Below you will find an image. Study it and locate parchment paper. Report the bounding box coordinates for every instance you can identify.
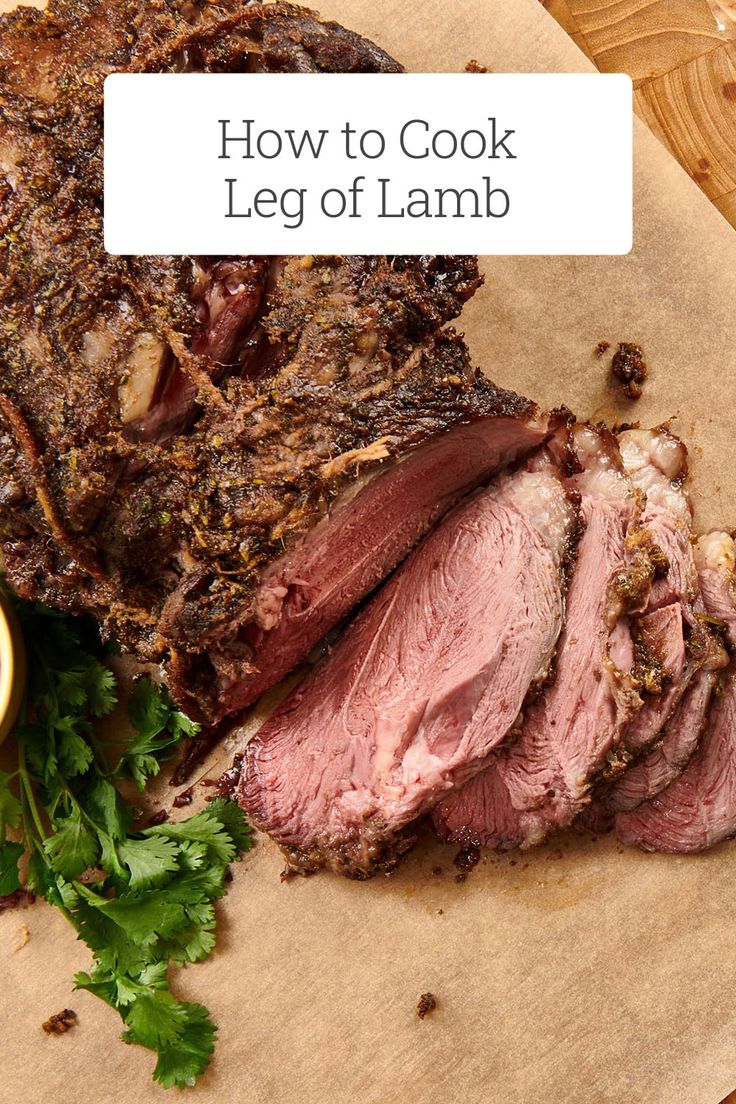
[4,1,736,1101]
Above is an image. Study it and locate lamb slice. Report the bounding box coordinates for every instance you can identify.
[617,670,736,853]
[576,607,702,833]
[604,670,718,817]
[581,435,729,826]
[608,602,687,764]
[239,453,577,877]
[607,429,719,759]
[434,423,659,851]
[617,532,736,853]
[588,639,727,826]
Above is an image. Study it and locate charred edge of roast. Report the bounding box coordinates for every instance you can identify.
[611,534,662,617]
[128,2,406,77]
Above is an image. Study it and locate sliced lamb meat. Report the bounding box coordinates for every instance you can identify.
[617,670,736,853]
[608,429,718,757]
[612,432,696,741]
[2,0,549,723]
[240,449,578,877]
[580,430,727,827]
[604,669,718,816]
[433,423,660,851]
[611,602,687,763]
[617,532,736,853]
[185,392,555,720]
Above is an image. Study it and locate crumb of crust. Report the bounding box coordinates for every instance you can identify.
[611,342,648,399]
[453,844,480,882]
[147,807,169,826]
[594,340,610,358]
[14,923,30,951]
[417,992,437,1019]
[42,1009,78,1036]
[172,784,195,808]
[465,59,488,72]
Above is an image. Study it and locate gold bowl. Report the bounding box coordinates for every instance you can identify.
[0,591,26,743]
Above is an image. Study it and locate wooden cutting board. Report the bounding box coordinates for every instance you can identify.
[542,0,736,227]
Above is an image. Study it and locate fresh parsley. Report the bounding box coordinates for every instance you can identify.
[1,597,252,1089]
[118,678,200,791]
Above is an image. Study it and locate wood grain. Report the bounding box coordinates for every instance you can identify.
[567,0,727,81]
[540,0,736,230]
[635,44,736,200]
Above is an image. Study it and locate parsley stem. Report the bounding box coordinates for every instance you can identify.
[59,780,104,834]
[89,729,112,774]
[17,743,47,844]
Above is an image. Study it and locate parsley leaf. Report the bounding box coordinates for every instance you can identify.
[83,662,118,718]
[76,882,190,947]
[54,715,95,777]
[128,677,172,736]
[204,796,256,852]
[43,806,100,880]
[116,678,201,791]
[85,777,131,842]
[117,836,181,891]
[144,801,245,866]
[0,840,24,896]
[148,1004,217,1089]
[76,963,217,1089]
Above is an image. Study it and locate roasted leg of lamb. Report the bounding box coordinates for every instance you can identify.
[0,1,550,722]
